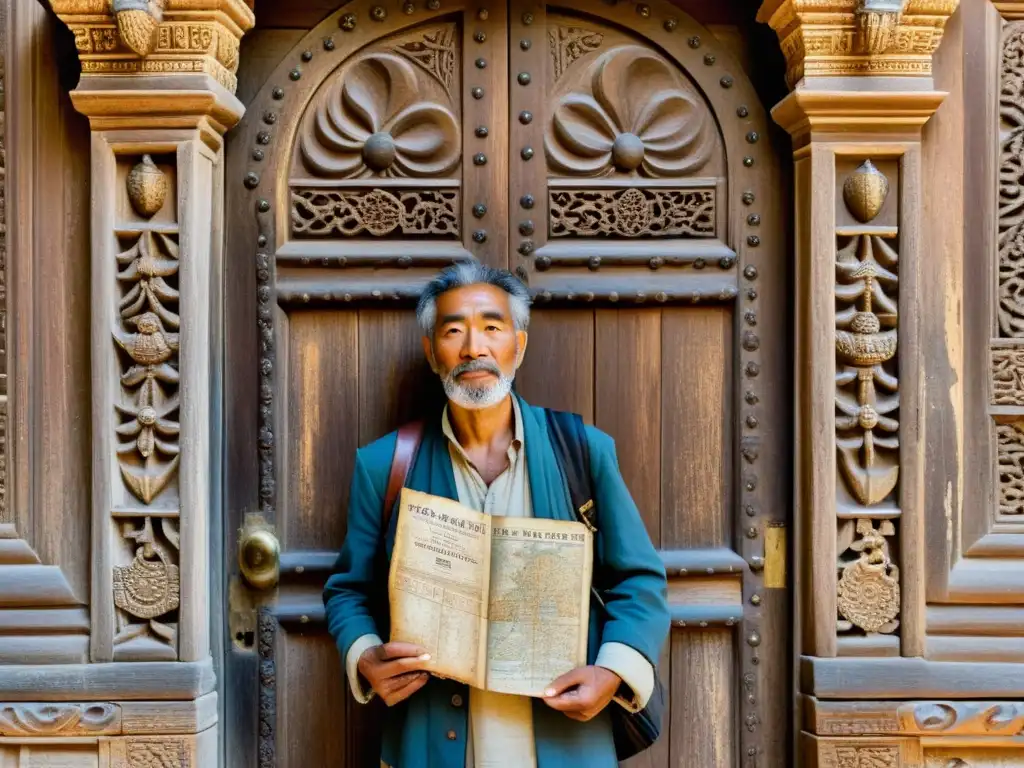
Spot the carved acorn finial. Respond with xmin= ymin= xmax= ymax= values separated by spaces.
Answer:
xmin=127 ymin=155 xmax=168 ymax=218
xmin=112 ymin=0 xmax=165 ymax=57
xmin=843 ymin=159 xmax=889 ymax=223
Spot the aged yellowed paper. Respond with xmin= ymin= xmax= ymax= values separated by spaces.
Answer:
xmin=389 ymin=488 xmax=491 ymax=688
xmin=389 ymin=489 xmax=592 ymax=695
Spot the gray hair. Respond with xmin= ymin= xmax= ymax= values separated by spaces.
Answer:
xmin=416 ymin=262 xmax=531 ymax=336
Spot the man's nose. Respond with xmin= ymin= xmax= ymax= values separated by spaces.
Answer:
xmin=462 ymin=328 xmax=487 ymax=358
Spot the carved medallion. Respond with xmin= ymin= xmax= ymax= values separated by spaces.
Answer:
xmin=299 ymin=53 xmax=461 ymax=179
xmin=549 ymin=26 xmax=604 ymax=82
xmin=837 ymin=519 xmax=900 ymax=634
xmin=113 ymin=546 xmax=180 ymax=620
xmin=545 ymin=45 xmax=714 ymax=177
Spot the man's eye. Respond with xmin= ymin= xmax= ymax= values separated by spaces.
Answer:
xmin=445 ymin=327 xmax=461 ymax=336
xmin=486 ymin=325 xmax=499 ymax=332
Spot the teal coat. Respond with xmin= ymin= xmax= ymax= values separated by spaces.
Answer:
xmin=322 ymin=395 xmax=669 ymax=768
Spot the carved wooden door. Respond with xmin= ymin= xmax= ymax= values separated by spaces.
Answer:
xmin=223 ymin=2 xmax=790 ymax=766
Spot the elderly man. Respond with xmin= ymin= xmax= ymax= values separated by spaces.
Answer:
xmin=323 ymin=262 xmax=669 ymax=768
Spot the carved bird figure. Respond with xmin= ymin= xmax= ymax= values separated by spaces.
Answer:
xmin=114 ymin=311 xmax=179 ymax=366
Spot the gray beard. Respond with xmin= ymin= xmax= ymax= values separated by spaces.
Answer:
xmin=439 ymin=360 xmax=516 ymax=410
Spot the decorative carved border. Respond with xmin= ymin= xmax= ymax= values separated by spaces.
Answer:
xmin=237 ymin=2 xmax=787 ymax=766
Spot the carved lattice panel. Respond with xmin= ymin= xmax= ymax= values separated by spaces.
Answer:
xmin=923 ymin=10 xmax=1024 ymax=649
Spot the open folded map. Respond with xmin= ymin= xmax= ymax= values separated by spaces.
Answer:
xmin=388 ymin=488 xmax=593 ymax=696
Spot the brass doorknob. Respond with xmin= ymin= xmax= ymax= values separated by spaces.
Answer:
xmin=239 ymin=527 xmax=280 ymax=590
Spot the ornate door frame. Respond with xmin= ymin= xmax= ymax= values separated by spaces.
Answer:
xmin=223 ymin=2 xmax=789 ymax=765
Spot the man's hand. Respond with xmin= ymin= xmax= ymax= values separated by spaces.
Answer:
xmin=357 ymin=642 xmax=433 ymax=707
xmin=542 ymin=666 xmax=621 ymax=722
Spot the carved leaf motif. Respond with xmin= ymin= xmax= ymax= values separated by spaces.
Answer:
xmin=549 ymin=26 xmax=604 ymax=82
xmin=545 ymin=45 xmax=714 ymax=178
xmin=393 ymin=24 xmax=457 ymax=97
xmin=291 ymin=189 xmax=460 ymax=237
xmin=835 ymin=234 xmax=901 ymax=508
xmin=114 ymin=231 xmax=180 ymax=506
xmin=299 ymin=53 xmax=461 ymax=179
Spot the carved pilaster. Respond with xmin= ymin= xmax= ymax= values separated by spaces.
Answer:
xmin=761 ymin=2 xmax=954 ymax=661
xmin=23 ymin=2 xmax=254 ymax=764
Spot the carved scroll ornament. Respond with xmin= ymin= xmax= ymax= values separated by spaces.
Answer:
xmin=0 ymin=703 xmax=120 ymax=736
xmin=545 ymin=45 xmax=715 ymax=178
xmin=548 ymin=188 xmax=715 ymax=238
xmin=299 ymin=50 xmax=461 ymax=179
xmin=1000 ymin=23 xmax=1024 ymax=337
xmin=997 ymin=422 xmax=1024 ymax=516
xmin=292 ymin=188 xmax=459 ymax=237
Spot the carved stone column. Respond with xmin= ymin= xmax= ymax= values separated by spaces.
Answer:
xmin=757 ymin=1 xmax=957 ymax=765
xmin=40 ymin=1 xmax=252 ymax=763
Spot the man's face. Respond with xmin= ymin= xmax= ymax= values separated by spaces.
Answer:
xmin=423 ymin=283 xmax=528 ymax=410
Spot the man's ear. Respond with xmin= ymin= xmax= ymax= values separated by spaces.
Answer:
xmin=514 ymin=331 xmax=528 ymax=370
xmin=422 ymin=335 xmax=438 ymax=373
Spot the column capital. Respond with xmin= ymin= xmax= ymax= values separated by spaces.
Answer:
xmin=757 ymin=0 xmax=959 ymax=91
xmin=49 ymin=0 xmax=254 ymax=107
xmin=771 ymin=88 xmax=947 ymax=147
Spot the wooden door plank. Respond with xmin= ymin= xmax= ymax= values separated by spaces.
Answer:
xmin=622 ymin=640 xmax=672 ymax=768
xmin=595 ymin=309 xmax=663 ymax=546
xmin=285 ymin=311 xmax=359 ymax=549
xmin=358 ymin=310 xmax=439 ymax=444
xmin=669 ymin=630 xmax=736 ymax=767
xmin=516 ymin=309 xmax=595 ymax=422
xmin=661 ymin=308 xmax=733 ymax=549
xmin=277 ymin=633 xmax=349 ymax=768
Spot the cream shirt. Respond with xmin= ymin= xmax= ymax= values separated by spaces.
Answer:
xmin=346 ymin=398 xmax=655 ymax=768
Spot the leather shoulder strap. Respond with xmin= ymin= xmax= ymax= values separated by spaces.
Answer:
xmin=383 ymin=420 xmax=425 ymax=530
xmin=543 ymin=409 xmax=596 ymax=531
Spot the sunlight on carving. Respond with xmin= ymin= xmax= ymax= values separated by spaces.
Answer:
xmin=545 ymin=45 xmax=714 ymax=178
